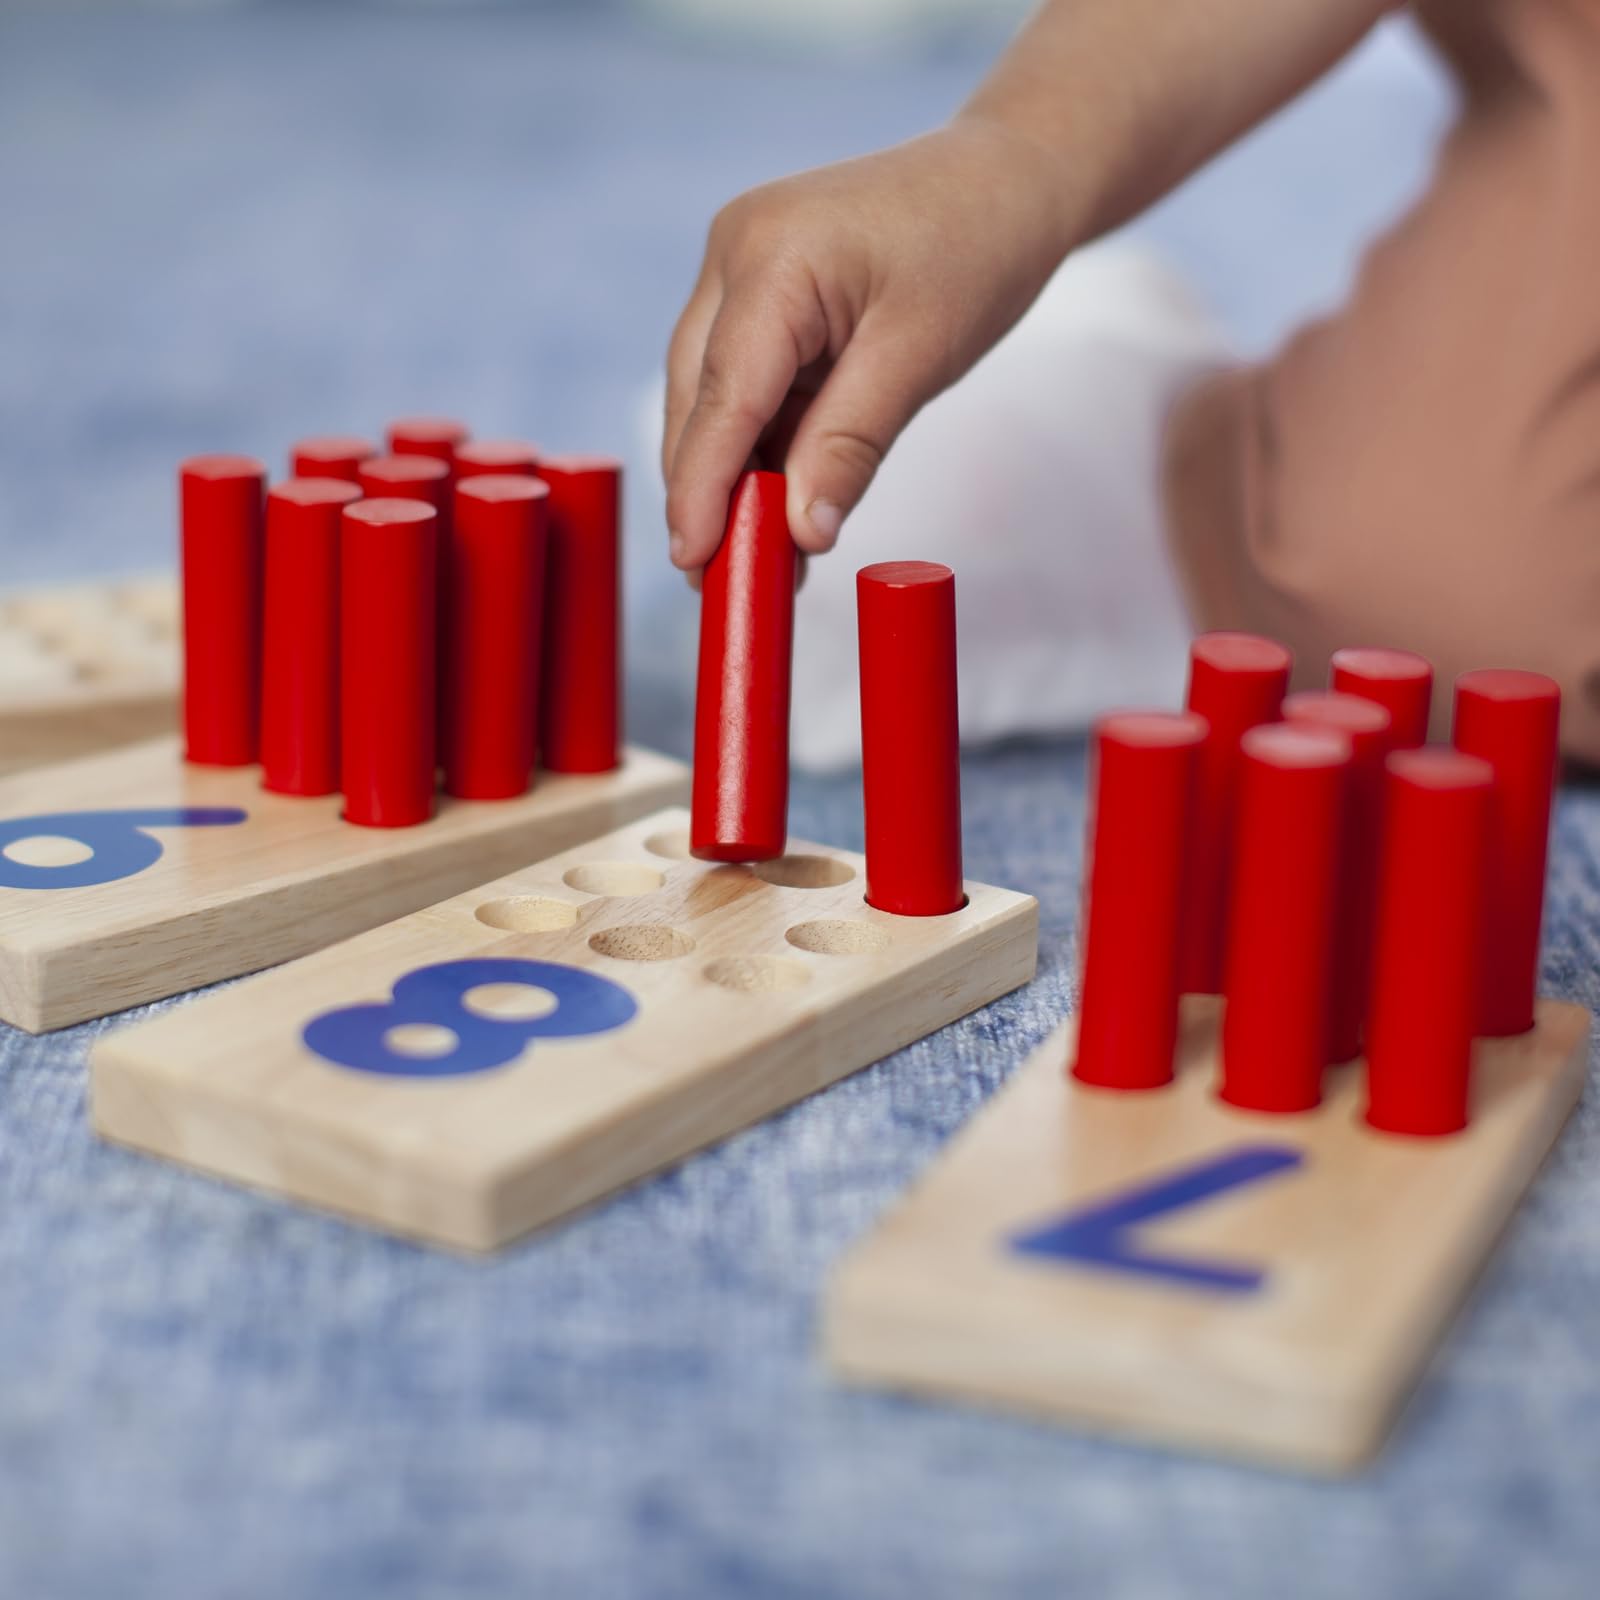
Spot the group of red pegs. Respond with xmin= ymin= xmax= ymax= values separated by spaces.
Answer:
xmin=179 ymin=419 xmax=622 ymax=825
xmin=689 ymin=470 xmax=966 ymax=919
xmin=1074 ymin=634 xmax=1562 ymax=1137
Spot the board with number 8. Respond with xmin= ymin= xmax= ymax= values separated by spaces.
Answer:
xmin=90 ymin=807 xmax=1038 ymax=1252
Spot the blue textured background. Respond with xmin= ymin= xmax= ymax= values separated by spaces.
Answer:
xmin=4 ymin=7 xmax=1599 ymax=1597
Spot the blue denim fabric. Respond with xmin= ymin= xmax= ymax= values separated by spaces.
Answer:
xmin=5 ymin=11 xmax=1596 ymax=1599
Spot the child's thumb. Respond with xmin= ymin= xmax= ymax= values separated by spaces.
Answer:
xmin=785 ymin=335 xmax=932 ymax=555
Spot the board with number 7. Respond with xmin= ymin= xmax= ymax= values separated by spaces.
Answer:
xmin=90 ymin=806 xmax=1038 ymax=1252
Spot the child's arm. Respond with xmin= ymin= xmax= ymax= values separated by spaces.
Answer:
xmin=663 ymin=0 xmax=1395 ymax=572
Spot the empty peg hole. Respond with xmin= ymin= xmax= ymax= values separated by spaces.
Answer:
xmin=381 ymin=1023 xmax=459 ymax=1059
xmin=785 ymin=919 xmax=891 ymax=956
xmin=461 ymin=982 xmax=557 ymax=1022
xmin=475 ymin=896 xmax=581 ymax=933
xmin=643 ymin=830 xmax=692 ymax=860
xmin=702 ymin=956 xmax=811 ymax=993
xmin=1 ymin=835 xmax=94 ymax=868
xmin=588 ymin=924 xmax=694 ymax=962
xmin=752 ymin=855 xmax=855 ymax=889
xmin=562 ymin=862 xmax=666 ymax=897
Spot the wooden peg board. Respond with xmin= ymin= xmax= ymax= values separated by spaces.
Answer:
xmin=824 ymin=995 xmax=1589 ymax=1473
xmin=91 ymin=806 xmax=1039 ymax=1252
xmin=0 ymin=575 xmax=179 ymax=776
xmin=0 ymin=736 xmax=688 ymax=1033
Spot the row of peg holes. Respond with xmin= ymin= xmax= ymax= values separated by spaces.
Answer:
xmin=472 ymin=830 xmax=890 ymax=992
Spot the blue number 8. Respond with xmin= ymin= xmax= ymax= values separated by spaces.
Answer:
xmin=301 ymin=957 xmax=638 ymax=1078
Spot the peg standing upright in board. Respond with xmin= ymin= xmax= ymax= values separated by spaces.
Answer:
xmin=260 ymin=476 xmax=361 ymax=797
xmin=1453 ymin=669 xmax=1561 ymax=1038
xmin=1281 ymin=690 xmax=1393 ymax=1065
xmin=180 ymin=454 xmax=266 ymax=766
xmin=387 ymin=417 xmax=469 ymax=469
xmin=441 ymin=475 xmax=548 ymax=800
xmin=539 ymin=456 xmax=624 ymax=774
xmin=341 ymin=498 xmax=438 ymax=828
xmin=1179 ymin=632 xmax=1292 ymax=994
xmin=857 ymin=561 xmax=964 ymax=916
xmin=289 ymin=436 xmax=376 ymax=484
xmin=1072 ymin=710 xmax=1207 ymax=1090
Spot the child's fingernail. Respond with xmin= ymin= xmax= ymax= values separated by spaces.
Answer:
xmin=806 ymin=499 xmax=843 ymax=546
xmin=668 ymin=531 xmax=686 ymax=565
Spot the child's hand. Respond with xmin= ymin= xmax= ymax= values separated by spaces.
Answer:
xmin=662 ymin=116 xmax=1071 ymax=574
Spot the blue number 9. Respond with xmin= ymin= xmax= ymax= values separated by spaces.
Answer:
xmin=0 ymin=807 xmax=248 ymax=890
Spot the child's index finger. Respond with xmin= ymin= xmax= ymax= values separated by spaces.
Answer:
xmin=665 ymin=280 xmax=816 ymax=571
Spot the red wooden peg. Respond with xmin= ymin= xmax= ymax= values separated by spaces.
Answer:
xmin=454 ymin=440 xmax=541 ymax=481
xmin=857 ymin=561 xmax=965 ymax=916
xmin=1364 ymin=748 xmax=1493 ymax=1137
xmin=691 ymin=470 xmax=794 ymax=862
xmin=1220 ymin=723 xmax=1351 ymax=1114
xmin=289 ymin=436 xmax=375 ymax=485
xmin=356 ymin=454 xmax=449 ymax=514
xmin=1282 ymin=690 xmax=1393 ymax=1063
xmin=1453 ymin=668 xmax=1561 ymax=1037
xmin=387 ymin=417 xmax=469 ymax=467
xmin=538 ymin=456 xmax=623 ymax=774
xmin=180 ymin=454 xmax=266 ymax=767
xmin=341 ymin=499 xmax=438 ymax=828
xmin=441 ymin=476 xmax=549 ymax=800
xmin=1179 ymin=632 xmax=1292 ymax=994
xmin=1073 ymin=711 xmax=1208 ymax=1090
xmin=1330 ymin=646 xmax=1433 ymax=750
xmin=261 ymin=477 xmax=361 ymax=796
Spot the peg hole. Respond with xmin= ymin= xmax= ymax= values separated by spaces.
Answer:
xmin=643 ymin=830 xmax=692 ymax=860
xmin=752 ymin=855 xmax=854 ymax=889
xmin=475 ymin=896 xmax=581 ymax=933
xmin=703 ymin=956 xmax=811 ymax=993
xmin=588 ymin=924 xmax=694 ymax=962
xmin=785 ymin=920 xmax=891 ymax=956
xmin=563 ymin=862 xmax=665 ymax=897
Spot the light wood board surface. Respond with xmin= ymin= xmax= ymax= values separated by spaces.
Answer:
xmin=92 ymin=806 xmax=1039 ymax=1252
xmin=824 ymin=995 xmax=1589 ymax=1473
xmin=0 ymin=735 xmax=688 ymax=1031
xmin=0 ymin=575 xmax=178 ymax=775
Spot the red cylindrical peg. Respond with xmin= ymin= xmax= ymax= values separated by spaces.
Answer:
xmin=857 ymin=561 xmax=965 ymax=916
xmin=289 ymin=436 xmax=376 ymax=484
xmin=1282 ymin=690 xmax=1393 ymax=1063
xmin=341 ymin=499 xmax=438 ymax=828
xmin=387 ymin=417 xmax=469 ymax=467
xmin=261 ymin=477 xmax=361 ymax=796
xmin=454 ymin=440 xmax=541 ymax=481
xmin=539 ymin=455 xmax=623 ymax=773
xmin=357 ymin=453 xmax=449 ymax=514
xmin=1073 ymin=711 xmax=1208 ymax=1090
xmin=180 ymin=453 xmax=266 ymax=766
xmin=1364 ymin=749 xmax=1494 ymax=1136
xmin=1330 ymin=646 xmax=1433 ymax=749
xmin=691 ymin=470 xmax=794 ymax=862
xmin=1453 ymin=668 xmax=1561 ymax=1036
xmin=1220 ymin=724 xmax=1351 ymax=1114
xmin=359 ymin=455 xmax=453 ymax=716
xmin=441 ymin=476 xmax=549 ymax=800
xmin=1179 ymin=632 xmax=1293 ymax=993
